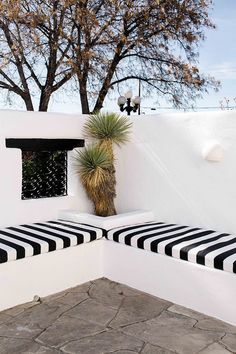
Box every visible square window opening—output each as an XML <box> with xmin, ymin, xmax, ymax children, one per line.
<box><xmin>22</xmin><ymin>150</ymin><xmax>68</xmax><ymax>200</ymax></box>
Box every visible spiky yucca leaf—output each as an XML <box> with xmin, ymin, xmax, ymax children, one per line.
<box><xmin>74</xmin><ymin>145</ymin><xmax>112</xmax><ymax>188</ymax></box>
<box><xmin>83</xmin><ymin>112</ymin><xmax>132</xmax><ymax>146</ymax></box>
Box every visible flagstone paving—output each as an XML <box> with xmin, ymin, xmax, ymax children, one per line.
<box><xmin>0</xmin><ymin>278</ymin><xmax>235</xmax><ymax>354</ymax></box>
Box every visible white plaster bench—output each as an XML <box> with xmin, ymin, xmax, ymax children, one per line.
<box><xmin>0</xmin><ymin>215</ymin><xmax>236</xmax><ymax>327</ymax></box>
<box><xmin>0</xmin><ymin>220</ymin><xmax>105</xmax><ymax>312</ymax></box>
<box><xmin>104</xmin><ymin>221</ymin><xmax>236</xmax><ymax>327</ymax></box>
<box><xmin>106</xmin><ymin>221</ymin><xmax>236</xmax><ymax>275</ymax></box>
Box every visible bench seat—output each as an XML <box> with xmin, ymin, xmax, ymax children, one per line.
<box><xmin>0</xmin><ymin>220</ymin><xmax>103</xmax><ymax>264</ymax></box>
<box><xmin>106</xmin><ymin>221</ymin><xmax>236</xmax><ymax>274</ymax></box>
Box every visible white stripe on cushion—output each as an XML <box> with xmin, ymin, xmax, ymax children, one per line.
<box><xmin>157</xmin><ymin>228</ymin><xmax>203</xmax><ymax>255</ymax></box>
<box><xmin>187</xmin><ymin>234</ymin><xmax>235</xmax><ymax>264</ymax></box>
<box><xmin>3</xmin><ymin>228</ymin><xmax>49</xmax><ymax>253</ymax></box>
<box><xmin>18</xmin><ymin>225</ymin><xmax>64</xmax><ymax>250</ymax></box>
<box><xmin>57</xmin><ymin>220</ymin><xmax>104</xmax><ymax>237</ymax></box>
<box><xmin>32</xmin><ymin>223</ymin><xmax>78</xmax><ymax>246</ymax></box>
<box><xmin>223</xmin><ymin>253</ymin><xmax>236</xmax><ymax>273</ymax></box>
<box><xmin>129</xmin><ymin>225</ymin><xmax>179</xmax><ymax>247</ymax></box>
<box><xmin>143</xmin><ymin>226</ymin><xmax>189</xmax><ymax>250</ymax></box>
<box><xmin>171</xmin><ymin>232</ymin><xmax>220</xmax><ymax>259</ymax></box>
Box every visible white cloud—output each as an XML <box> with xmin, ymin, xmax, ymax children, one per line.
<box><xmin>207</xmin><ymin>62</ymin><xmax>236</xmax><ymax>80</ymax></box>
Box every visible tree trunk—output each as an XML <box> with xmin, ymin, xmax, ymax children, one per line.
<box><xmin>38</xmin><ymin>87</ymin><xmax>52</xmax><ymax>111</ymax></box>
<box><xmin>24</xmin><ymin>95</ymin><xmax>34</xmax><ymax>111</ymax></box>
<box><xmin>79</xmin><ymin>80</ymin><xmax>90</xmax><ymax>114</ymax></box>
<box><xmin>92</xmin><ymin>40</ymin><xmax>125</xmax><ymax>113</ymax></box>
<box><xmin>92</xmin><ymin>49</ymin><xmax>122</xmax><ymax>113</ymax></box>
<box><xmin>92</xmin><ymin>76</ymin><xmax>112</xmax><ymax>113</ymax></box>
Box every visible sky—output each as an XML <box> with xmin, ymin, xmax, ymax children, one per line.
<box><xmin>196</xmin><ymin>0</ymin><xmax>236</xmax><ymax>110</ymax></box>
<box><xmin>1</xmin><ymin>0</ymin><xmax>236</xmax><ymax>114</ymax></box>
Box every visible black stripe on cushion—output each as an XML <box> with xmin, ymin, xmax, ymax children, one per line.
<box><xmin>233</xmin><ymin>261</ymin><xmax>236</xmax><ymax>274</ymax></box>
<box><xmin>0</xmin><ymin>248</ymin><xmax>9</xmax><ymax>263</ymax></box>
<box><xmin>0</xmin><ymin>236</ymin><xmax>26</xmax><ymax>260</ymax></box>
<box><xmin>35</xmin><ymin>223</ymin><xmax>85</xmax><ymax>245</ymax></box>
<box><xmin>136</xmin><ymin>225</ymin><xmax>178</xmax><ymax>249</ymax></box>
<box><xmin>111</xmin><ymin>222</ymin><xmax>164</xmax><ymax>243</ymax></box>
<box><xmin>150</xmin><ymin>226</ymin><xmax>191</xmax><ymax>252</ymax></box>
<box><xmin>164</xmin><ymin>230</ymin><xmax>214</xmax><ymax>257</ymax></box>
<box><xmin>179</xmin><ymin>233</ymin><xmax>229</xmax><ymax>261</ymax></box>
<box><xmin>49</xmin><ymin>221</ymin><xmax>99</xmax><ymax>241</ymax></box>
<box><xmin>196</xmin><ymin>238</ymin><xmax>236</xmax><ymax>266</ymax></box>
<box><xmin>0</xmin><ymin>230</ymin><xmax>41</xmax><ymax>255</ymax></box>
<box><xmin>214</xmin><ymin>248</ymin><xmax>236</xmax><ymax>271</ymax></box>
<box><xmin>9</xmin><ymin>227</ymin><xmax>57</xmax><ymax>252</ymax></box>
<box><xmin>125</xmin><ymin>224</ymin><xmax>178</xmax><ymax>246</ymax></box>
<box><xmin>21</xmin><ymin>225</ymin><xmax>71</xmax><ymax>248</ymax></box>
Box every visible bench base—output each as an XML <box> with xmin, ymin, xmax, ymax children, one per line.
<box><xmin>0</xmin><ymin>239</ymin><xmax>104</xmax><ymax>312</ymax></box>
<box><xmin>103</xmin><ymin>240</ymin><xmax>236</xmax><ymax>326</ymax></box>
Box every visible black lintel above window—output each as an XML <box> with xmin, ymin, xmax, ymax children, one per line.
<box><xmin>5</xmin><ymin>138</ymin><xmax>84</xmax><ymax>151</ymax></box>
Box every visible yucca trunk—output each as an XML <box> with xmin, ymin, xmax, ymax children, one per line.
<box><xmin>98</xmin><ymin>139</ymin><xmax>116</xmax><ymax>216</ymax></box>
<box><xmin>94</xmin><ymin>195</ymin><xmax>116</xmax><ymax>217</ymax></box>
<box><xmin>83</xmin><ymin>172</ymin><xmax>116</xmax><ymax>216</ymax></box>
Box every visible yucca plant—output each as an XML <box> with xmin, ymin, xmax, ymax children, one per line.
<box><xmin>74</xmin><ymin>144</ymin><xmax>116</xmax><ymax>216</ymax></box>
<box><xmin>75</xmin><ymin>112</ymin><xmax>132</xmax><ymax>216</ymax></box>
<box><xmin>83</xmin><ymin>112</ymin><xmax>132</xmax><ymax>161</ymax></box>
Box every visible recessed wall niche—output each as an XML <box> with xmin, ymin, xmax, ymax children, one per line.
<box><xmin>6</xmin><ymin>139</ymin><xmax>84</xmax><ymax>200</ymax></box>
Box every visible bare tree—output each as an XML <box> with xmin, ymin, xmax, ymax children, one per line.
<box><xmin>0</xmin><ymin>0</ymin><xmax>219</xmax><ymax>113</ymax></box>
<box><xmin>0</xmin><ymin>0</ymin><xmax>74</xmax><ymax>111</ymax></box>
<box><xmin>67</xmin><ymin>0</ymin><xmax>219</xmax><ymax>113</ymax></box>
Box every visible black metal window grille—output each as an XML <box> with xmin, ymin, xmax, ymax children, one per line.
<box><xmin>6</xmin><ymin>138</ymin><xmax>84</xmax><ymax>200</ymax></box>
<box><xmin>22</xmin><ymin>150</ymin><xmax>68</xmax><ymax>200</ymax></box>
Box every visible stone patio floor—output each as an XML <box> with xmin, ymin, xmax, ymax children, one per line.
<box><xmin>0</xmin><ymin>278</ymin><xmax>235</xmax><ymax>354</ymax></box>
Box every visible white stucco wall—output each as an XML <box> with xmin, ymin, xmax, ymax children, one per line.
<box><xmin>0</xmin><ymin>109</ymin><xmax>236</xmax><ymax>235</ymax></box>
<box><xmin>116</xmin><ymin>110</ymin><xmax>236</xmax><ymax>234</ymax></box>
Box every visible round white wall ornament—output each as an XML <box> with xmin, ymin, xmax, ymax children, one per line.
<box><xmin>202</xmin><ymin>141</ymin><xmax>224</xmax><ymax>162</ymax></box>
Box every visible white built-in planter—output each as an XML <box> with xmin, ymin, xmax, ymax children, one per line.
<box><xmin>58</xmin><ymin>210</ymin><xmax>155</xmax><ymax>230</ymax></box>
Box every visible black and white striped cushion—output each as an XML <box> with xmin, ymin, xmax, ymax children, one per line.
<box><xmin>0</xmin><ymin>220</ymin><xmax>103</xmax><ymax>264</ymax></box>
<box><xmin>106</xmin><ymin>222</ymin><xmax>236</xmax><ymax>274</ymax></box>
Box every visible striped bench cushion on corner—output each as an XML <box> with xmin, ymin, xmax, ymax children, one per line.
<box><xmin>0</xmin><ymin>220</ymin><xmax>103</xmax><ymax>264</ymax></box>
<box><xmin>106</xmin><ymin>222</ymin><xmax>236</xmax><ymax>274</ymax></box>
